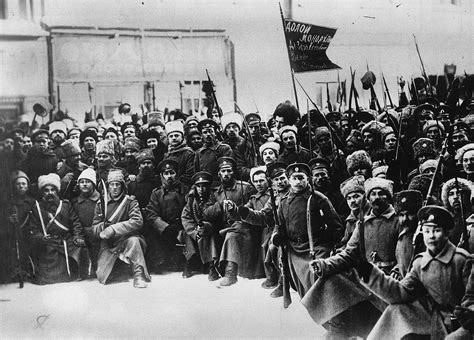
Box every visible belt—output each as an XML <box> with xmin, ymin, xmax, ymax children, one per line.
<box><xmin>373</xmin><ymin>260</ymin><xmax>396</xmax><ymax>268</ymax></box>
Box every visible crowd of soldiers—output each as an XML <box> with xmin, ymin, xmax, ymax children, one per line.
<box><xmin>0</xmin><ymin>77</ymin><xmax>474</xmax><ymax>338</ymax></box>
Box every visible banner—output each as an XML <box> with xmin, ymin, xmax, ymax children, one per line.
<box><xmin>283</xmin><ymin>19</ymin><xmax>340</xmax><ymax>73</ymax></box>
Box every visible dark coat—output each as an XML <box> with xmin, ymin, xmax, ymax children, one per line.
<box><xmin>164</xmin><ymin>143</ymin><xmax>195</xmax><ymax>187</ymax></box>
<box><xmin>57</xmin><ymin>161</ymin><xmax>89</xmax><ymax>200</ymax></box>
<box><xmin>127</xmin><ymin>173</ymin><xmax>160</xmax><ymax>210</ymax></box>
<box><xmin>194</xmin><ymin>142</ymin><xmax>233</xmax><ymax>185</ymax></box>
<box><xmin>234</xmin><ymin>136</ymin><xmax>266</xmax><ymax>181</ymax></box>
<box><xmin>277</xmin><ymin>145</ymin><xmax>315</xmax><ymax>166</ymax></box>
<box><xmin>21</xmin><ymin>146</ymin><xmax>59</xmax><ymax>185</ymax></box>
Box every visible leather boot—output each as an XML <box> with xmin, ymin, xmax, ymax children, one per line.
<box><xmin>261</xmin><ymin>269</ymin><xmax>279</xmax><ymax>289</ymax></box>
<box><xmin>219</xmin><ymin>261</ymin><xmax>238</xmax><ymax>287</ymax></box>
<box><xmin>270</xmin><ymin>276</ymin><xmax>283</xmax><ymax>298</ymax></box>
<box><xmin>207</xmin><ymin>262</ymin><xmax>220</xmax><ymax>282</ymax></box>
<box><xmin>182</xmin><ymin>261</ymin><xmax>193</xmax><ymax>279</ymax></box>
<box><xmin>132</xmin><ymin>264</ymin><xmax>148</xmax><ymax>288</ymax></box>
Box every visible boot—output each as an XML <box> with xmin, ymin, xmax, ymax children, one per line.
<box><xmin>261</xmin><ymin>270</ymin><xmax>279</xmax><ymax>289</ymax></box>
<box><xmin>219</xmin><ymin>261</ymin><xmax>238</xmax><ymax>287</ymax></box>
<box><xmin>270</xmin><ymin>276</ymin><xmax>283</xmax><ymax>298</ymax></box>
<box><xmin>132</xmin><ymin>264</ymin><xmax>148</xmax><ymax>288</ymax></box>
<box><xmin>182</xmin><ymin>261</ymin><xmax>193</xmax><ymax>279</ymax></box>
<box><xmin>207</xmin><ymin>262</ymin><xmax>220</xmax><ymax>282</ymax></box>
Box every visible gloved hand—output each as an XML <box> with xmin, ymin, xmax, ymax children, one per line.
<box><xmin>162</xmin><ymin>224</ymin><xmax>180</xmax><ymax>243</ymax></box>
<box><xmin>271</xmin><ymin>230</ymin><xmax>286</xmax><ymax>247</ymax></box>
<box><xmin>99</xmin><ymin>226</ymin><xmax>116</xmax><ymax>240</ymax></box>
<box><xmin>73</xmin><ymin>238</ymin><xmax>87</xmax><ymax>247</ymax></box>
<box><xmin>128</xmin><ymin>174</ymin><xmax>137</xmax><ymax>182</ymax></box>
<box><xmin>356</xmin><ymin>260</ymin><xmax>373</xmax><ymax>283</ymax></box>
<box><xmin>197</xmin><ymin>221</ymin><xmax>213</xmax><ymax>237</ymax></box>
<box><xmin>238</xmin><ymin>206</ymin><xmax>250</xmax><ymax>220</ymax></box>
<box><xmin>453</xmin><ymin>305</ymin><xmax>474</xmax><ymax>332</ymax></box>
<box><xmin>62</xmin><ymin>172</ymin><xmax>75</xmax><ymax>183</ymax></box>
<box><xmin>309</xmin><ymin>259</ymin><xmax>324</xmax><ymax>277</ymax></box>
<box><xmin>389</xmin><ymin>269</ymin><xmax>402</xmax><ymax>281</ymax></box>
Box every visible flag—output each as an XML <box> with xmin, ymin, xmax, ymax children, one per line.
<box><xmin>282</xmin><ymin>19</ymin><xmax>340</xmax><ymax>73</ymax></box>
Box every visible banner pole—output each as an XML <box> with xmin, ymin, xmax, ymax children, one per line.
<box><xmin>279</xmin><ymin>3</ymin><xmax>300</xmax><ymax>110</ymax></box>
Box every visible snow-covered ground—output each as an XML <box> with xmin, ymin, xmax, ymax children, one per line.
<box><xmin>0</xmin><ymin>273</ymin><xmax>326</xmax><ymax>339</ymax></box>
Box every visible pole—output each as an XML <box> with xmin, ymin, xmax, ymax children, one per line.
<box><xmin>307</xmin><ymin>98</ymin><xmax>312</xmax><ymax>156</ymax></box>
<box><xmin>279</xmin><ymin>2</ymin><xmax>300</xmax><ymax>110</ymax></box>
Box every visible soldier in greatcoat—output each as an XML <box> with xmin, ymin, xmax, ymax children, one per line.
<box><xmin>91</xmin><ymin>170</ymin><xmax>149</xmax><ymax>288</ymax></box>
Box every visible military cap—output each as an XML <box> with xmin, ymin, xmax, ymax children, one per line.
<box><xmin>157</xmin><ymin>159</ymin><xmax>179</xmax><ymax>173</ymax></box>
<box><xmin>308</xmin><ymin>157</ymin><xmax>330</xmax><ymax>171</ymax></box>
<box><xmin>250</xmin><ymin>166</ymin><xmax>267</xmax><ymax>182</ymax></box>
<box><xmin>244</xmin><ymin>113</ymin><xmax>261</xmax><ymax>126</ymax></box>
<box><xmin>217</xmin><ymin>156</ymin><xmax>236</xmax><ymax>170</ymax></box>
<box><xmin>413</xmin><ymin>103</ymin><xmax>437</xmax><ymax>119</ymax></box>
<box><xmin>437</xmin><ymin>104</ymin><xmax>454</xmax><ymax>118</ymax></box>
<box><xmin>192</xmin><ymin>171</ymin><xmax>213</xmax><ymax>185</ymax></box>
<box><xmin>460</xmin><ymin>98</ymin><xmax>474</xmax><ymax>118</ymax></box>
<box><xmin>103</xmin><ymin>127</ymin><xmax>119</xmax><ymax>139</ymax></box>
<box><xmin>394</xmin><ymin>190</ymin><xmax>423</xmax><ymax>213</ymax></box>
<box><xmin>422</xmin><ymin>120</ymin><xmax>445</xmax><ymax>135</ymax></box>
<box><xmin>356</xmin><ymin>110</ymin><xmax>376</xmax><ymax>124</ymax></box>
<box><xmin>67</xmin><ymin>127</ymin><xmax>82</xmax><ymax>139</ymax></box>
<box><xmin>412</xmin><ymin>138</ymin><xmax>436</xmax><ymax>159</ymax></box>
<box><xmin>120</xmin><ymin>122</ymin><xmax>138</xmax><ymax>136</ymax></box>
<box><xmin>418</xmin><ymin>205</ymin><xmax>454</xmax><ymax>230</ymax></box>
<box><xmin>197</xmin><ymin>118</ymin><xmax>219</xmax><ymax>132</ymax></box>
<box><xmin>136</xmin><ymin>148</ymin><xmax>155</xmax><ymax>164</ymax></box>
<box><xmin>286</xmin><ymin>163</ymin><xmax>311</xmax><ymax>178</ymax></box>
<box><xmin>11</xmin><ymin>127</ymin><xmax>25</xmax><ymax>138</ymax></box>
<box><xmin>31</xmin><ymin>129</ymin><xmax>50</xmax><ymax>142</ymax></box>
<box><xmin>267</xmin><ymin>161</ymin><xmax>287</xmax><ymax>179</ymax></box>
<box><xmin>452</xmin><ymin>121</ymin><xmax>470</xmax><ymax>134</ymax></box>
<box><xmin>259</xmin><ymin>141</ymin><xmax>280</xmax><ymax>155</ymax></box>
<box><xmin>278</xmin><ymin>125</ymin><xmax>298</xmax><ymax>137</ymax></box>
<box><xmin>340</xmin><ymin>175</ymin><xmax>365</xmax><ymax>198</ymax></box>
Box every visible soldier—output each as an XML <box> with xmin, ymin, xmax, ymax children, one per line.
<box><xmin>390</xmin><ymin>190</ymin><xmax>423</xmax><ymax>280</ymax></box>
<box><xmin>71</xmin><ymin>168</ymin><xmax>100</xmax><ymax>275</ymax></box>
<box><xmin>277</xmin><ymin>125</ymin><xmax>314</xmax><ymax>165</ymax></box>
<box><xmin>116</xmin><ymin>138</ymin><xmax>140</xmax><ymax>176</ymax></box>
<box><xmin>276</xmin><ymin>163</ymin><xmax>343</xmax><ymax>297</ymax></box>
<box><xmin>346</xmin><ymin>150</ymin><xmax>373</xmax><ymax>179</ymax></box>
<box><xmin>48</xmin><ymin>121</ymin><xmax>68</xmax><ymax>158</ymax></box>
<box><xmin>57</xmin><ymin>139</ymin><xmax>88</xmax><ymax>200</ymax></box>
<box><xmin>408</xmin><ymin>137</ymin><xmax>437</xmax><ymax>181</ymax></box>
<box><xmin>423</xmin><ymin>120</ymin><xmax>445</xmax><ymax>153</ymax></box>
<box><xmin>235</xmin><ymin>113</ymin><xmax>267</xmax><ymax>181</ymax></box>
<box><xmin>27</xmin><ymin>173</ymin><xmax>89</xmax><ymax>284</ymax></box>
<box><xmin>181</xmin><ymin>171</ymin><xmax>222</xmax><ymax>281</ymax></box>
<box><xmin>238</xmin><ymin>162</ymin><xmax>290</xmax><ymax>295</ymax></box>
<box><xmin>313</xmin><ymin>126</ymin><xmax>348</xmax><ymax>184</ymax></box>
<box><xmin>259</xmin><ymin>141</ymin><xmax>280</xmax><ymax>165</ymax></box>
<box><xmin>79</xmin><ymin>129</ymin><xmax>98</xmax><ymax>167</ymax></box>
<box><xmin>145</xmin><ymin>159</ymin><xmax>189</xmax><ymax>275</ymax></box>
<box><xmin>127</xmin><ymin>148</ymin><xmax>160</xmax><ymax>210</ymax></box>
<box><xmin>163</xmin><ymin>120</ymin><xmax>195</xmax><ymax>187</ymax></box>
<box><xmin>208</xmin><ymin>157</ymin><xmax>256</xmax><ymax>286</ymax></box>
<box><xmin>220</xmin><ymin>112</ymin><xmax>244</xmax><ymax>151</ymax></box>
<box><xmin>121</xmin><ymin>122</ymin><xmax>139</xmax><ymax>140</ymax></box>
<box><xmin>355</xmin><ymin>206</ymin><xmax>471</xmax><ymax>339</ymax></box>
<box><xmin>91</xmin><ymin>170</ymin><xmax>149</xmax><ymax>288</ymax></box>
<box><xmin>95</xmin><ymin>139</ymin><xmax>128</xmax><ymax>187</ymax></box>
<box><xmin>309</xmin><ymin>157</ymin><xmax>350</xmax><ymax>221</ymax></box>
<box><xmin>338</xmin><ymin>175</ymin><xmax>368</xmax><ymax>247</ymax></box>
<box><xmin>194</xmin><ymin>119</ymin><xmax>233</xmax><ymax>185</ymax></box>
<box><xmin>186</xmin><ymin>130</ymin><xmax>203</xmax><ymax>152</ymax></box>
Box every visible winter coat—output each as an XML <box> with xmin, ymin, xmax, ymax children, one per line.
<box><xmin>391</xmin><ymin>226</ymin><xmax>416</xmax><ymax>279</ymax></box>
<box><xmin>91</xmin><ymin>193</ymin><xmax>148</xmax><ymax>283</ymax></box>
<box><xmin>21</xmin><ymin>146</ymin><xmax>59</xmax><ymax>185</ymax></box>
<box><xmin>234</xmin><ymin>136</ymin><xmax>266</xmax><ymax>181</ymax></box>
<box><xmin>365</xmin><ymin>241</ymin><xmax>471</xmax><ymax>339</ymax></box>
<box><xmin>163</xmin><ymin>143</ymin><xmax>195</xmax><ymax>186</ymax></box>
<box><xmin>57</xmin><ymin>161</ymin><xmax>89</xmax><ymax>200</ymax></box>
<box><xmin>127</xmin><ymin>173</ymin><xmax>160</xmax><ymax>210</ymax></box>
<box><xmin>194</xmin><ymin>142</ymin><xmax>233</xmax><ymax>185</ymax></box>
<box><xmin>277</xmin><ymin>145</ymin><xmax>315</xmax><ymax>166</ymax></box>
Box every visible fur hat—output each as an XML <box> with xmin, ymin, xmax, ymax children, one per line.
<box><xmin>141</xmin><ymin>129</ymin><xmax>161</xmax><ymax>144</ymax></box>
<box><xmin>107</xmin><ymin>170</ymin><xmax>125</xmax><ymax>185</ymax></box>
<box><xmin>48</xmin><ymin>121</ymin><xmax>67</xmax><ymax>135</ymax></box>
<box><xmin>423</xmin><ymin>120</ymin><xmax>445</xmax><ymax>135</ymax></box>
<box><xmin>79</xmin><ymin>129</ymin><xmax>98</xmax><ymax>146</ymax></box>
<box><xmin>78</xmin><ymin>168</ymin><xmax>96</xmax><ymax>186</ymax></box>
<box><xmin>372</xmin><ymin>165</ymin><xmax>388</xmax><ymax>178</ymax></box>
<box><xmin>441</xmin><ymin>178</ymin><xmax>472</xmax><ymax>208</ymax></box>
<box><xmin>103</xmin><ymin>127</ymin><xmax>119</xmax><ymax>140</ymax></box>
<box><xmin>10</xmin><ymin>170</ymin><xmax>29</xmax><ymax>184</ymax></box>
<box><xmin>340</xmin><ymin>175</ymin><xmax>365</xmax><ymax>198</ymax></box>
<box><xmin>412</xmin><ymin>138</ymin><xmax>436</xmax><ymax>159</ymax></box>
<box><xmin>165</xmin><ymin>120</ymin><xmax>185</xmax><ymax>136</ymax></box>
<box><xmin>259</xmin><ymin>141</ymin><xmax>280</xmax><ymax>155</ymax></box>
<box><xmin>184</xmin><ymin>115</ymin><xmax>199</xmax><ymax>129</ymax></box>
<box><xmin>136</xmin><ymin>148</ymin><xmax>154</xmax><ymax>164</ymax></box>
<box><xmin>361</xmin><ymin>120</ymin><xmax>386</xmax><ymax>136</ymax></box>
<box><xmin>250</xmin><ymin>166</ymin><xmax>267</xmax><ymax>182</ymax></box>
<box><xmin>96</xmin><ymin>139</ymin><xmax>115</xmax><ymax>156</ymax></box>
<box><xmin>419</xmin><ymin>159</ymin><xmax>438</xmax><ymax>175</ymax></box>
<box><xmin>147</xmin><ymin>111</ymin><xmax>165</xmax><ymax>128</ymax></box>
<box><xmin>314</xmin><ymin>126</ymin><xmax>330</xmax><ymax>141</ymax></box>
<box><xmin>394</xmin><ymin>190</ymin><xmax>423</xmax><ymax>213</ymax></box>
<box><xmin>455</xmin><ymin>143</ymin><xmax>474</xmax><ymax>163</ymax></box>
<box><xmin>346</xmin><ymin>150</ymin><xmax>372</xmax><ymax>173</ymax></box>
<box><xmin>408</xmin><ymin>174</ymin><xmax>432</xmax><ymax>197</ymax></box>
<box><xmin>67</xmin><ymin>127</ymin><xmax>82</xmax><ymax>139</ymax></box>
<box><xmin>38</xmin><ymin>173</ymin><xmax>61</xmax><ymax>192</ymax></box>
<box><xmin>120</xmin><ymin>122</ymin><xmax>138</xmax><ymax>136</ymax></box>
<box><xmin>123</xmin><ymin>138</ymin><xmax>140</xmax><ymax>152</ymax></box>
<box><xmin>220</xmin><ymin>112</ymin><xmax>243</xmax><ymax>130</ymax></box>
<box><xmin>273</xmin><ymin>102</ymin><xmax>300</xmax><ymax>126</ymax></box>
<box><xmin>31</xmin><ymin>129</ymin><xmax>49</xmax><ymax>143</ymax></box>
<box><xmin>364</xmin><ymin>177</ymin><xmax>394</xmax><ymax>198</ymax></box>
<box><xmin>278</xmin><ymin>125</ymin><xmax>298</xmax><ymax>137</ymax></box>
<box><xmin>61</xmin><ymin>139</ymin><xmax>81</xmax><ymax>158</ymax></box>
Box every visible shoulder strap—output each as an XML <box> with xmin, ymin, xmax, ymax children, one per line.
<box><xmin>107</xmin><ymin>195</ymin><xmax>129</xmax><ymax>224</ymax></box>
<box><xmin>35</xmin><ymin>200</ymin><xmax>48</xmax><ymax>236</ymax></box>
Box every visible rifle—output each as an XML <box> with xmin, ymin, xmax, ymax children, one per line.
<box><xmin>454</xmin><ymin>176</ymin><xmax>469</xmax><ymax>252</ymax></box>
<box><xmin>326</xmin><ymin>83</ymin><xmax>332</xmax><ymax>112</ymax></box>
<box><xmin>11</xmin><ymin>206</ymin><xmax>28</xmax><ymax>288</ymax></box>
<box><xmin>266</xmin><ymin>171</ymin><xmax>291</xmax><ymax>308</ymax></box>
<box><xmin>205</xmin><ymin>69</ymin><xmax>223</xmax><ymax>118</ymax></box>
<box><xmin>358</xmin><ymin>195</ymin><xmax>367</xmax><ymax>262</ymax></box>
<box><xmin>307</xmin><ymin>99</ymin><xmax>313</xmax><ymax>156</ymax></box>
<box><xmin>382</xmin><ymin>73</ymin><xmax>394</xmax><ymax>108</ymax></box>
<box><xmin>413</xmin><ymin>35</ymin><xmax>433</xmax><ymax>96</ymax></box>
<box><xmin>234</xmin><ymin>102</ymin><xmax>259</xmax><ymax>166</ymax></box>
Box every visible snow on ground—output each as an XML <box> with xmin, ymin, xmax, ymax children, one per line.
<box><xmin>0</xmin><ymin>273</ymin><xmax>326</xmax><ymax>339</ymax></box>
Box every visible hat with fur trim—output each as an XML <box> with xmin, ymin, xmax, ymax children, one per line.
<box><xmin>48</xmin><ymin>121</ymin><xmax>67</xmax><ymax>135</ymax></box>
<box><xmin>38</xmin><ymin>173</ymin><xmax>61</xmax><ymax>192</ymax></box>
<box><xmin>346</xmin><ymin>150</ymin><xmax>372</xmax><ymax>174</ymax></box>
<box><xmin>136</xmin><ymin>148</ymin><xmax>155</xmax><ymax>164</ymax></box>
<box><xmin>77</xmin><ymin>168</ymin><xmax>96</xmax><ymax>186</ymax></box>
<box><xmin>394</xmin><ymin>190</ymin><xmax>422</xmax><ymax>213</ymax></box>
<box><xmin>278</xmin><ymin>125</ymin><xmax>298</xmax><ymax>137</ymax></box>
<box><xmin>96</xmin><ymin>139</ymin><xmax>115</xmax><ymax>156</ymax></box>
<box><xmin>372</xmin><ymin>165</ymin><xmax>388</xmax><ymax>178</ymax></box>
<box><xmin>61</xmin><ymin>139</ymin><xmax>82</xmax><ymax>158</ymax></box>
<box><xmin>79</xmin><ymin>129</ymin><xmax>98</xmax><ymax>147</ymax></box>
<box><xmin>165</xmin><ymin>120</ymin><xmax>185</xmax><ymax>136</ymax></box>
<box><xmin>364</xmin><ymin>177</ymin><xmax>393</xmax><ymax>198</ymax></box>
<box><xmin>10</xmin><ymin>170</ymin><xmax>29</xmax><ymax>184</ymax></box>
<box><xmin>340</xmin><ymin>175</ymin><xmax>365</xmax><ymax>198</ymax></box>
<box><xmin>412</xmin><ymin>138</ymin><xmax>436</xmax><ymax>159</ymax></box>
<box><xmin>419</xmin><ymin>159</ymin><xmax>438</xmax><ymax>175</ymax></box>
<box><xmin>441</xmin><ymin>177</ymin><xmax>472</xmax><ymax>208</ymax></box>
<box><xmin>250</xmin><ymin>166</ymin><xmax>267</xmax><ymax>182</ymax></box>
<box><xmin>259</xmin><ymin>141</ymin><xmax>280</xmax><ymax>156</ymax></box>
<box><xmin>423</xmin><ymin>120</ymin><xmax>445</xmax><ymax>135</ymax></box>
<box><xmin>221</xmin><ymin>112</ymin><xmax>243</xmax><ymax>130</ymax></box>
<box><xmin>107</xmin><ymin>170</ymin><xmax>125</xmax><ymax>185</ymax></box>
